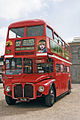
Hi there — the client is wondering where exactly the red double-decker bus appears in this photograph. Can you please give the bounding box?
[3,19,72,107]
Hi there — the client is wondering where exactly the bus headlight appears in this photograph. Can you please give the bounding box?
[39,86,44,92]
[5,86,10,92]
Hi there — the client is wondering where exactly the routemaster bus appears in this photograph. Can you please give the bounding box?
[3,19,72,107]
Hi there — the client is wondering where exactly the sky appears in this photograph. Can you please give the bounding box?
[0,0,80,56]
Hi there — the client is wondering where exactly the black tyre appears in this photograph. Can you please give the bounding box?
[68,81,71,94]
[5,95,16,105]
[45,86,55,107]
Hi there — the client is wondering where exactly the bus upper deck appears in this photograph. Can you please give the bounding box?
[5,19,71,62]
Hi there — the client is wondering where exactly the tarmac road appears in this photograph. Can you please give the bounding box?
[0,84,80,120]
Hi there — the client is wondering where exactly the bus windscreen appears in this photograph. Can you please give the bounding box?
[9,27,24,38]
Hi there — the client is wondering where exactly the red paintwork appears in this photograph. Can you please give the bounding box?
[3,19,71,101]
[9,19,46,28]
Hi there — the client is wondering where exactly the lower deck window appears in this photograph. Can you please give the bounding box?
[37,63,53,73]
[61,64,63,73]
[5,58,22,75]
[56,64,60,73]
[23,58,33,74]
[67,66,69,73]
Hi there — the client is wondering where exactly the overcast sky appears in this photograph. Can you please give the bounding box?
[0,0,80,56]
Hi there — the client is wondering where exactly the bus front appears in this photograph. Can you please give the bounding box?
[3,20,54,105]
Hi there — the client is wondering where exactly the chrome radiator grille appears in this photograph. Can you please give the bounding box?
[14,84,34,98]
[24,84,33,98]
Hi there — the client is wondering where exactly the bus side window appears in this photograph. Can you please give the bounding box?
[49,63,53,72]
[46,26,53,39]
[37,62,53,73]
[64,66,67,73]
[62,41,65,48]
[65,44,68,51]
[56,64,60,73]
[58,37,63,46]
[47,58,53,73]
[54,33,58,43]
[5,59,10,70]
[60,64,63,73]
[67,66,69,73]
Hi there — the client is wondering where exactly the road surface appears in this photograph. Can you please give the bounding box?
[0,84,80,120]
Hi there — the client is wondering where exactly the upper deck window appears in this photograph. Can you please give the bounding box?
[46,27,53,39]
[65,44,68,50]
[27,25,44,37]
[54,33,58,43]
[58,37,63,46]
[9,27,24,38]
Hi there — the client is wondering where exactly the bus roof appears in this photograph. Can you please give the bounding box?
[9,19,46,28]
[8,19,69,47]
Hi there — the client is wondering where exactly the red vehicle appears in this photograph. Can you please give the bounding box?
[3,19,72,107]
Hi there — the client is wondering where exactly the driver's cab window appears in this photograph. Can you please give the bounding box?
[23,58,33,74]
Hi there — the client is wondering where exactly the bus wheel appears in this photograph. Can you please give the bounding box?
[45,86,55,107]
[5,95,16,105]
[68,81,71,94]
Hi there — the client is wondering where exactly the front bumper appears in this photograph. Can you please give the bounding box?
[4,79,55,101]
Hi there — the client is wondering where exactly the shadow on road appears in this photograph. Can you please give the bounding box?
[0,98,47,117]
